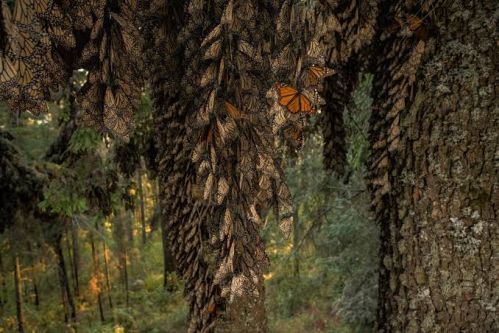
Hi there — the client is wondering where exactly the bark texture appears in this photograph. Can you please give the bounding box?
[370,1,498,331]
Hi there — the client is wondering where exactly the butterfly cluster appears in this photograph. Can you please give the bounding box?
[0,0,62,113]
[267,0,337,152]
[0,0,143,139]
[369,3,429,218]
[77,0,143,139]
[186,0,286,312]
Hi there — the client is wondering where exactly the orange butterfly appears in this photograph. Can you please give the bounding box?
[284,125,304,149]
[391,15,428,41]
[301,65,335,88]
[224,101,257,123]
[276,84,315,114]
[224,101,243,119]
[207,303,216,314]
[407,15,428,40]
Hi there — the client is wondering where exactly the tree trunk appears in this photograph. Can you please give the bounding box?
[370,1,498,332]
[64,227,75,296]
[13,255,25,333]
[26,242,40,307]
[160,209,175,291]
[89,227,105,322]
[0,251,5,309]
[54,235,77,323]
[292,209,300,278]
[71,218,80,298]
[137,167,147,246]
[102,242,113,309]
[123,249,129,308]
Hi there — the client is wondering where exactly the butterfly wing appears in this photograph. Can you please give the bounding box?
[298,94,314,113]
[224,101,242,119]
[286,94,301,113]
[0,56,18,84]
[277,84,299,106]
[301,66,335,88]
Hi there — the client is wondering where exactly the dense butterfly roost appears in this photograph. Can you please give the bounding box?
[184,0,288,331]
[0,0,68,113]
[366,0,432,328]
[1,0,145,138]
[144,1,220,331]
[77,0,143,139]
[317,0,378,175]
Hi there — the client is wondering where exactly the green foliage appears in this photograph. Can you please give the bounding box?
[68,128,101,154]
[38,177,88,216]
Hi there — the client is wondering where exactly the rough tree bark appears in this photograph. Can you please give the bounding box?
[369,0,498,331]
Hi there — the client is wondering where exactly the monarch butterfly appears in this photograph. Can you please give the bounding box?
[201,24,222,48]
[390,15,428,41]
[104,88,133,138]
[15,58,33,85]
[13,0,33,26]
[9,29,36,58]
[276,84,315,114]
[407,15,423,32]
[224,101,243,119]
[284,125,303,149]
[238,40,261,63]
[32,0,51,15]
[0,55,18,85]
[49,25,76,49]
[301,65,335,88]
[207,303,216,314]
[407,15,428,40]
[203,39,222,60]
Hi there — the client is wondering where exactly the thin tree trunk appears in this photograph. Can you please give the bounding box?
[137,167,147,245]
[71,218,80,298]
[123,249,129,308]
[32,274,39,307]
[26,242,40,307]
[54,236,76,323]
[369,1,498,331]
[127,210,134,250]
[59,274,68,323]
[0,251,6,308]
[292,209,300,278]
[13,255,25,333]
[64,227,75,298]
[160,211,175,291]
[102,242,113,309]
[89,228,105,322]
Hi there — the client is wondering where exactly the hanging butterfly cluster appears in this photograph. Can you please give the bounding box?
[142,1,234,331]
[77,0,143,139]
[184,1,290,328]
[0,0,71,113]
[313,0,378,175]
[0,0,143,139]
[368,2,429,218]
[268,0,336,154]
